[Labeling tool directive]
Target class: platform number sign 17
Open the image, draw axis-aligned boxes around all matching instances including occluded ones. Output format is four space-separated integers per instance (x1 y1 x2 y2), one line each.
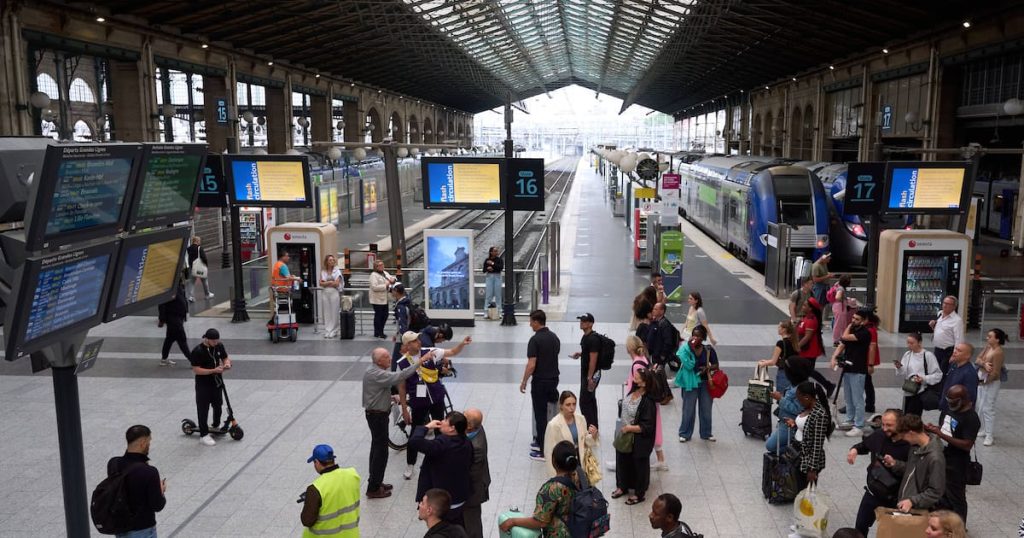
507 158 545 211
843 162 886 215
880 104 893 134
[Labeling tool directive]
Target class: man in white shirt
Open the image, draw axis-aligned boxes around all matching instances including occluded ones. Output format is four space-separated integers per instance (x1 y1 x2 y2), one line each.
928 295 964 375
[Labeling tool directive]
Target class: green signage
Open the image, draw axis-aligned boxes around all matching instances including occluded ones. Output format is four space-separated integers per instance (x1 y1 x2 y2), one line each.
698 184 718 206
659 230 684 302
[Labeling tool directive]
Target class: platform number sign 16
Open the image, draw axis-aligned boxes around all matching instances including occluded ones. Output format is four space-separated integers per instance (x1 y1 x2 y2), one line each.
843 162 886 215
507 158 545 211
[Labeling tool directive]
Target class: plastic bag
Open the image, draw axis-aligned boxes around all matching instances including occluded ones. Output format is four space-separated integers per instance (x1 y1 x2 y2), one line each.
497 510 541 538
792 483 830 537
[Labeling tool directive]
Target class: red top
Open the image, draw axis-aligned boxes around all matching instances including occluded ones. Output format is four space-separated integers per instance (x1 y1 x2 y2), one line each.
798 314 822 358
867 324 881 366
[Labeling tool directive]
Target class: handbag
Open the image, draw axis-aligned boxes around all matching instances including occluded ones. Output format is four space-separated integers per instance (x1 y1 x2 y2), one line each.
966 447 983 486
707 369 729 399
582 444 602 485
612 430 634 453
747 365 774 405
901 377 921 395
866 462 900 500
191 257 208 279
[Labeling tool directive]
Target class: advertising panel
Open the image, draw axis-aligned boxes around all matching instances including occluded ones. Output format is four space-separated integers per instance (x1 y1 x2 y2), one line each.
423 229 474 320
661 173 681 190
659 230 685 303
361 178 378 221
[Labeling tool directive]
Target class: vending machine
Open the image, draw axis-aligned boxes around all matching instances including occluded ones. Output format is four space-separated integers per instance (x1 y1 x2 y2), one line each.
267 223 338 324
876 230 971 334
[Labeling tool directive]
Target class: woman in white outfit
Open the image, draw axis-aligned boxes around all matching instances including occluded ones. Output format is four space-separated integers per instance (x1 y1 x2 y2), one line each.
318 254 343 338
975 328 1006 446
893 331 942 417
543 391 597 478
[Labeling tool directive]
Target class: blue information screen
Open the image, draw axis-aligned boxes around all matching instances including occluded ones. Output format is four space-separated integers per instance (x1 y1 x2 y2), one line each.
25 251 111 343
887 166 967 211
45 157 133 235
230 159 308 203
424 161 501 206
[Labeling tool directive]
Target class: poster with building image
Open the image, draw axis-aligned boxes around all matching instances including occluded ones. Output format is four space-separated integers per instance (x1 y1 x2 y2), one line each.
423 229 474 320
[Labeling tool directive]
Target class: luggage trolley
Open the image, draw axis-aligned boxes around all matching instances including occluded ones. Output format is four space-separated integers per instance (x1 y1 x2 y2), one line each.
268 285 299 343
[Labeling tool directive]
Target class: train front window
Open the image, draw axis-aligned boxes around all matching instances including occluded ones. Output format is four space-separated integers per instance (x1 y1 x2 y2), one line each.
773 174 814 226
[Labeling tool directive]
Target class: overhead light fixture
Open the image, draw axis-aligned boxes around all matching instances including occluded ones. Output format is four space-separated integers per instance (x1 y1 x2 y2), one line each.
201 43 209 49
350 83 355 88
315 73 321 79
829 65 835 70
764 85 770 90
882 48 889 54
792 77 797 82
962 20 971 28
267 61 274 66
1004 97 1023 116
96 16 106 23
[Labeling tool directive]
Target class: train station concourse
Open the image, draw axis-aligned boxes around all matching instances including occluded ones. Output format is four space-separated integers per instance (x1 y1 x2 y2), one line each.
2 1 1024 538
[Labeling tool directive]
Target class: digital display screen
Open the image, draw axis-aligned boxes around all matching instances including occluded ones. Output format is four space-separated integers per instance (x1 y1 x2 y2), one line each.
425 232 472 312
196 154 228 208
129 144 205 230
4 241 118 359
24 144 141 251
105 227 189 321
421 158 505 209
886 163 970 214
226 155 312 207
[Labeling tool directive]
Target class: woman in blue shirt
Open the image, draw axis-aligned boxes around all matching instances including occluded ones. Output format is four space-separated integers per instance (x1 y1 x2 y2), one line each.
765 356 813 452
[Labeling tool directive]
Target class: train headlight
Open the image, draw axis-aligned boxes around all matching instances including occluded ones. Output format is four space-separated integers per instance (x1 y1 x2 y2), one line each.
816 235 830 248
845 222 867 239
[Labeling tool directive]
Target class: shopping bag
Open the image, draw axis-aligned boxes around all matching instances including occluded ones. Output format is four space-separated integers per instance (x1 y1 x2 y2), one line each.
583 444 602 485
747 365 775 405
191 258 208 279
497 510 541 538
874 508 929 538
792 483 830 537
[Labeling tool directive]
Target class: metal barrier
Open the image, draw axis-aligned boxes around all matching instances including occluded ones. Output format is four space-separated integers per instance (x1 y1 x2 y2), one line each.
978 278 1024 342
765 223 793 298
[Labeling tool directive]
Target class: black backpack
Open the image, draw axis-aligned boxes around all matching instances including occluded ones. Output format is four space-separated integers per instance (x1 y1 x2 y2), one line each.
408 302 430 332
595 333 615 370
90 461 144 535
551 467 610 537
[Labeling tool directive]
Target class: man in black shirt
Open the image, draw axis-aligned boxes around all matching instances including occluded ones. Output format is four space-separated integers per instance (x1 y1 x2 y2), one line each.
645 303 679 367
105 425 166 535
831 308 871 437
519 309 560 461
571 313 601 430
189 328 232 446
847 409 911 535
927 384 980 524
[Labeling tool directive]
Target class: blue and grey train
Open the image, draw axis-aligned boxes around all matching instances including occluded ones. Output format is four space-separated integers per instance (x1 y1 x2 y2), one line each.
795 162 912 269
675 156 831 266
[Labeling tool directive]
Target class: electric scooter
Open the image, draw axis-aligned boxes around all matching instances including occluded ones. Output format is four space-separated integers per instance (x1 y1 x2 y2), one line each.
181 380 244 441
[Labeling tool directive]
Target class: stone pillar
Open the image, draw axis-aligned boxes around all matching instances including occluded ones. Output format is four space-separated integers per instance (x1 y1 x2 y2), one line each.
343 97 360 142
0 7 33 136
201 73 231 153
265 78 292 154
310 91 331 144
108 57 153 142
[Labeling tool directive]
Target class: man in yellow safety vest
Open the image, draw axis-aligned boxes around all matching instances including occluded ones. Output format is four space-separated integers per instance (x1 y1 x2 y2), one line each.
300 444 361 537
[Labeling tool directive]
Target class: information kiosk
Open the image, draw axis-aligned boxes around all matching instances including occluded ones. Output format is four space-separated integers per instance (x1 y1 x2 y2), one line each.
266 222 338 324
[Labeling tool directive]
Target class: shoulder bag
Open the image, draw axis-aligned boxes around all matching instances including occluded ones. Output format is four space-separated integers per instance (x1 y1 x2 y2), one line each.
917 354 941 411
966 447 983 486
901 352 923 395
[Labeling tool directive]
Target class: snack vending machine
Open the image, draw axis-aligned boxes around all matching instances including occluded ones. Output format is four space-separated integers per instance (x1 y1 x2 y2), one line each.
876 230 971 334
267 223 338 324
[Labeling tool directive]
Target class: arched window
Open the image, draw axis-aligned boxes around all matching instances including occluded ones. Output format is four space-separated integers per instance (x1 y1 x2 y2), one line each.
69 78 96 103
36 73 60 100
73 120 93 141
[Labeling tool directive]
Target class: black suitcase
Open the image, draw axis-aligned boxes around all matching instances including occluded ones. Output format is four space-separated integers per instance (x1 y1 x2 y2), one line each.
762 450 800 504
740 398 772 439
339 309 355 340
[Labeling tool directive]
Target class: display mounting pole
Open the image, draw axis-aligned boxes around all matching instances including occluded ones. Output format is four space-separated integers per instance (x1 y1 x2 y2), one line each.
865 140 886 309
501 97 517 326
225 132 248 322
382 144 406 262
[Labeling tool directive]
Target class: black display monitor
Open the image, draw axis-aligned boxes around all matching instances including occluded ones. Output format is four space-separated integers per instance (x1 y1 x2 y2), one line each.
420 157 506 209
196 153 228 208
126 143 206 231
883 161 972 215
3 240 118 360
23 144 142 251
104 226 190 321
225 154 312 208
0 137 51 223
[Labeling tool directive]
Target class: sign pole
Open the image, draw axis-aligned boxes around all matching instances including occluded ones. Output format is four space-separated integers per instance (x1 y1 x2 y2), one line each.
501 99 517 326
229 203 249 322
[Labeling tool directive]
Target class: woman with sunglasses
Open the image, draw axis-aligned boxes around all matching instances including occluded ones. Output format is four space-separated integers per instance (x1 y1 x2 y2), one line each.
675 325 719 443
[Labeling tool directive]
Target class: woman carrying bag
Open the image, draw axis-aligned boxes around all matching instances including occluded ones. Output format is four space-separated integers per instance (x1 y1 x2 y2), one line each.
543 391 599 483
625 335 667 471
784 381 833 489
893 332 942 416
611 368 657 505
675 325 719 443
186 236 213 302
318 254 343 338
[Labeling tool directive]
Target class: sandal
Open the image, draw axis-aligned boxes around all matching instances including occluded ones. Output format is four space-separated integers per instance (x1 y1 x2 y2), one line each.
610 489 626 499
624 496 645 505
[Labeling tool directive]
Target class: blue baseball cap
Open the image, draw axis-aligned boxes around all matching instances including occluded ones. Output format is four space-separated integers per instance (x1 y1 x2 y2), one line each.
306 444 335 463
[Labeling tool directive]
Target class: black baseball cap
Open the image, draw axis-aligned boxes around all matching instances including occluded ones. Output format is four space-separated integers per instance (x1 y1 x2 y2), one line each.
576 313 595 323
203 328 220 340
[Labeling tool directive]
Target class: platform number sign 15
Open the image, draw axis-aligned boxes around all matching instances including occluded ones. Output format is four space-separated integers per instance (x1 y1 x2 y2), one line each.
507 158 545 211
215 98 229 125
196 154 228 208
843 162 886 215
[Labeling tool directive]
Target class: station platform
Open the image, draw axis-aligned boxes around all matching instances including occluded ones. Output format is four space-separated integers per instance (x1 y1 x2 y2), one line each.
1 158 1022 537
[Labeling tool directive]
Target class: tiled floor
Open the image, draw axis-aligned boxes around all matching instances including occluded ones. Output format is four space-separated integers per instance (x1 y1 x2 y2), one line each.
1 158 1021 537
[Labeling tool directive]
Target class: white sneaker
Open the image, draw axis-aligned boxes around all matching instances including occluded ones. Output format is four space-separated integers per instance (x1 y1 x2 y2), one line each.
159 359 176 367
605 460 616 472
655 462 669 471
983 435 993 446
844 427 864 437
200 435 216 446
206 293 215 299
403 465 414 480
188 296 195 302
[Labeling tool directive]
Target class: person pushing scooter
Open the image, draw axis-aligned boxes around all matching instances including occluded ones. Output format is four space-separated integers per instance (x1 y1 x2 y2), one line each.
189 328 232 446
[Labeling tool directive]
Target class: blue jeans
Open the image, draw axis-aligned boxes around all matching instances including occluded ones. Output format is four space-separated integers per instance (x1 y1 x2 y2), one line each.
484 274 502 307
117 527 157 538
775 368 791 394
765 421 794 452
678 384 713 439
843 372 866 428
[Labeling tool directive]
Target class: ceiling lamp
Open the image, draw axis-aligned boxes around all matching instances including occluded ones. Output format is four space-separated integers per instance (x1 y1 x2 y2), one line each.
397 147 409 158
326 147 342 161
297 117 309 128
353 148 367 161
242 111 254 123
1003 98 1023 116
29 91 51 109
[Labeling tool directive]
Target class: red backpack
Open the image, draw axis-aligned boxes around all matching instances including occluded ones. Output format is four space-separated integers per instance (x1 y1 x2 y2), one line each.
825 284 840 304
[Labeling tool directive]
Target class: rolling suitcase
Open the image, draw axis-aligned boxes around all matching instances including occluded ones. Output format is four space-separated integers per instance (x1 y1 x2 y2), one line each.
339 309 355 340
740 398 772 439
762 444 800 504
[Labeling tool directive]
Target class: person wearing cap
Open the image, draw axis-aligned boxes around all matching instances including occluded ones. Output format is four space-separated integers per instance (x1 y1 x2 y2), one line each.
409 411 474 528
810 252 834 306
300 444 361 538
362 346 425 499
188 328 231 446
797 297 837 396
570 312 602 431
